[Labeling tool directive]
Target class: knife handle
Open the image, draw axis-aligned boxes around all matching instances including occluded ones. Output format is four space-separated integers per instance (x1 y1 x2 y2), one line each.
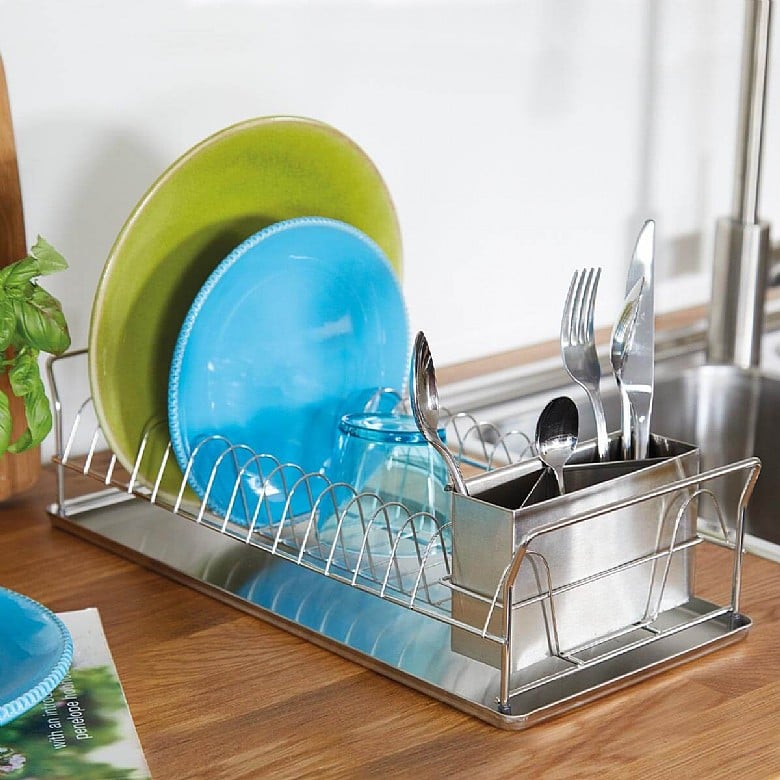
634 410 651 461
620 391 633 460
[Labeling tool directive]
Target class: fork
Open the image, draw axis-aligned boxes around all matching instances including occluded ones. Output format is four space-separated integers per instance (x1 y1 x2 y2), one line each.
560 267 609 461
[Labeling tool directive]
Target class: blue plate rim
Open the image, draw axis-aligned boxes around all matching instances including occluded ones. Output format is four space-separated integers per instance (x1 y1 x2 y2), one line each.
0 587 74 727
167 215 409 518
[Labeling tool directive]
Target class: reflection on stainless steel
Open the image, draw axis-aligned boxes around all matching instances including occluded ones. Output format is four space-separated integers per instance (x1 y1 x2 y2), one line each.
534 397 578 496
709 218 771 369
707 0 773 369
691 367 762 541
451 433 699 671
46 496 753 728
622 220 655 460
610 276 645 460
560 268 608 461
46 350 761 728
410 331 468 495
606 365 773 545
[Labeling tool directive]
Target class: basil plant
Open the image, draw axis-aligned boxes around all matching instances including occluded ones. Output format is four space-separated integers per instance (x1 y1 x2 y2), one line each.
0 236 71 455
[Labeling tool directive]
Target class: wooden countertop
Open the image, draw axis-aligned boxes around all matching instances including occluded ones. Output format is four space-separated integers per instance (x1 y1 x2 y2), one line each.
2 466 780 779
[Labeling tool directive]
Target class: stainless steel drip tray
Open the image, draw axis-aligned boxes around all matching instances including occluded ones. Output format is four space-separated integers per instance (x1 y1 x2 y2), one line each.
49 493 750 730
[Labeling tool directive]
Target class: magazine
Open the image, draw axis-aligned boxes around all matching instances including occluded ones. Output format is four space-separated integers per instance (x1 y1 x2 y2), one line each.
0 608 151 779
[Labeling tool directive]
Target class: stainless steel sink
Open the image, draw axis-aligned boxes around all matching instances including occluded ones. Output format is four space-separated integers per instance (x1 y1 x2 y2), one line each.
442 322 780 559
587 360 779 546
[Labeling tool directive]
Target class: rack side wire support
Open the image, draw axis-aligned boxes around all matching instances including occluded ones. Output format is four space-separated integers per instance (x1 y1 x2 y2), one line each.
45 350 760 729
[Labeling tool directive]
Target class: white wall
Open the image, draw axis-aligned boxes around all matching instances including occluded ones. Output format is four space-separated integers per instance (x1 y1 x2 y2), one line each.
0 0 776 460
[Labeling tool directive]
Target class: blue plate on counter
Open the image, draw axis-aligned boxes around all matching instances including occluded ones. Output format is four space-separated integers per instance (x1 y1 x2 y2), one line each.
0 588 73 727
168 217 409 526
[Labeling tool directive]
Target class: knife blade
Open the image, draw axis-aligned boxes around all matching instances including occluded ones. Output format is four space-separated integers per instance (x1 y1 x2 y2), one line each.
622 220 655 459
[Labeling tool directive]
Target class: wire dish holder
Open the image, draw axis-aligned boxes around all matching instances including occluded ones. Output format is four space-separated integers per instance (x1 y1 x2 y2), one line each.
46 350 761 729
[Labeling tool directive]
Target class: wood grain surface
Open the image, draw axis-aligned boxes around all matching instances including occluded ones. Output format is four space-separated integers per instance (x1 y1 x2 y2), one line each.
1 465 779 779
0 56 41 498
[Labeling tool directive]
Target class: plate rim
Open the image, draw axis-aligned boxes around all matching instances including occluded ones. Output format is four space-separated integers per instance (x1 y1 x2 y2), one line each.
0 587 74 727
167 215 409 519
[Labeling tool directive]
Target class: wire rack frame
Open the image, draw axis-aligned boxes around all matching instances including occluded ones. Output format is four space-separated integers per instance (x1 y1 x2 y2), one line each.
46 351 535 628
46 350 761 716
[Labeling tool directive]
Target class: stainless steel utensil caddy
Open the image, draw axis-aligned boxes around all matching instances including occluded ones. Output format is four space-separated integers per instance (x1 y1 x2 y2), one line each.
46 350 761 730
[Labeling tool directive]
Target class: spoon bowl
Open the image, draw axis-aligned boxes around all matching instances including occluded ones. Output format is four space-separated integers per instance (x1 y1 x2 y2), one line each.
410 331 468 495
535 396 579 496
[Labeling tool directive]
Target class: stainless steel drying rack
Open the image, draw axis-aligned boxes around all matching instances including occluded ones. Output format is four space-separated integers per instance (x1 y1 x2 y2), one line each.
45 350 761 730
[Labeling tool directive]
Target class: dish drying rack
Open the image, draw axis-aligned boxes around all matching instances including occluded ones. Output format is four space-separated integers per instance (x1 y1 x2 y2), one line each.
46 350 761 729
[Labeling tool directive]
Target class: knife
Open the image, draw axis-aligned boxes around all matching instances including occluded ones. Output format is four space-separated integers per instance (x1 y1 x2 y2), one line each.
622 220 655 459
611 276 644 461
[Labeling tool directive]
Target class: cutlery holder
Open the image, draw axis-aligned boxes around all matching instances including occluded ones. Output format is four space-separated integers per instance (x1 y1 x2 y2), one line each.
450 434 700 669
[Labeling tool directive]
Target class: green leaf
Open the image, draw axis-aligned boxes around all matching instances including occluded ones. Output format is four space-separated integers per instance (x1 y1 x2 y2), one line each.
0 298 15 351
7 427 32 454
0 237 68 294
8 347 40 397
8 377 52 453
0 237 69 451
30 235 68 275
0 389 10 456
0 257 41 294
0 260 18 288
12 286 71 355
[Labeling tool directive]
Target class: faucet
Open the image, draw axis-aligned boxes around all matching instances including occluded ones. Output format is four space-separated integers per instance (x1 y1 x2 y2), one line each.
707 0 773 369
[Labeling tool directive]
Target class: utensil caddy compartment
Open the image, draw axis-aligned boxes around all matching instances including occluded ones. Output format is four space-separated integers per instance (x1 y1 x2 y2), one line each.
450 434 700 671
45 351 761 729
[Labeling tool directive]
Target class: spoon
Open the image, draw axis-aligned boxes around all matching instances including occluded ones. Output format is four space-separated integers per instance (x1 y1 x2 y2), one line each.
535 396 579 496
410 331 468 495
610 276 645 460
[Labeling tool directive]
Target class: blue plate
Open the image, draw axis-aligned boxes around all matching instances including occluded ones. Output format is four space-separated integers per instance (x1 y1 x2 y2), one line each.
0 588 73 727
168 217 409 526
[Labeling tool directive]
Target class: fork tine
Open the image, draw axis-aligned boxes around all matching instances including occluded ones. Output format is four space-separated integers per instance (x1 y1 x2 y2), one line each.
584 268 601 342
572 269 588 343
579 268 597 342
561 270 580 345
575 269 591 343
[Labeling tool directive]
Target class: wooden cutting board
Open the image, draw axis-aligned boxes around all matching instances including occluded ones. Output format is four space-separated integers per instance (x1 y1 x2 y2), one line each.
0 56 41 499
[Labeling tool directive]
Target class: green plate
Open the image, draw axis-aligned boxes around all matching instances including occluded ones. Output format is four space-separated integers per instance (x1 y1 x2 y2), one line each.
88 116 402 505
